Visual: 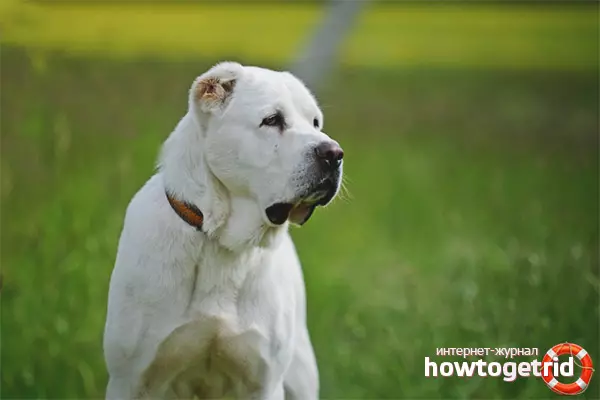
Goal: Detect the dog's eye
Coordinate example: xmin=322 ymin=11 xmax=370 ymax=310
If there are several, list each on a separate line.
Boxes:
xmin=313 ymin=118 xmax=319 ymax=128
xmin=260 ymin=112 xmax=285 ymax=129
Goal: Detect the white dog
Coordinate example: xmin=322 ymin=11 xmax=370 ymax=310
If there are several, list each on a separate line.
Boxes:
xmin=103 ymin=62 xmax=344 ymax=400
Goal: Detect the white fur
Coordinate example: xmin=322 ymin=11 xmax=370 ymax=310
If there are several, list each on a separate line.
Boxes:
xmin=103 ymin=63 xmax=342 ymax=399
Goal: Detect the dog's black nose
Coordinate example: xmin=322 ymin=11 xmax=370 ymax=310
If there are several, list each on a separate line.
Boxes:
xmin=315 ymin=141 xmax=344 ymax=170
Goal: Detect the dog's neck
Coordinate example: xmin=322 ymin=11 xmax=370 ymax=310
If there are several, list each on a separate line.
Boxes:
xmin=158 ymin=112 xmax=287 ymax=253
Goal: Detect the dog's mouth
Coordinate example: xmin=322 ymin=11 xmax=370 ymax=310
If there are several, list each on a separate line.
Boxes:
xmin=265 ymin=180 xmax=337 ymax=226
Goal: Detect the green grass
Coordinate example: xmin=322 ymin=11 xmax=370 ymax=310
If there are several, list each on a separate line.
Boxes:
xmin=1 ymin=3 xmax=599 ymax=399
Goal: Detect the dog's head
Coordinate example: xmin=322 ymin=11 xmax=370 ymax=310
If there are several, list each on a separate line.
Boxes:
xmin=189 ymin=62 xmax=343 ymax=227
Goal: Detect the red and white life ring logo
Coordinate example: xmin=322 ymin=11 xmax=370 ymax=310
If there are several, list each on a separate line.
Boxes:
xmin=541 ymin=343 xmax=594 ymax=395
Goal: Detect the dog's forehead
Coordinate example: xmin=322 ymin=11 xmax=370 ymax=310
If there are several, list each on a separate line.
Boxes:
xmin=241 ymin=67 xmax=322 ymax=118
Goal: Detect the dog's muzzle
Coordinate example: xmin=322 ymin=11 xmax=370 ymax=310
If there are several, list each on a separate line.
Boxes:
xmin=266 ymin=142 xmax=343 ymax=226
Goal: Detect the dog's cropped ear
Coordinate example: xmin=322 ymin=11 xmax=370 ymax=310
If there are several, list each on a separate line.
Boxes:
xmin=190 ymin=62 xmax=243 ymax=114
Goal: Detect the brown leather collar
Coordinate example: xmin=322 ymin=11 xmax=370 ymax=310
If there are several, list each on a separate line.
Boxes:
xmin=166 ymin=192 xmax=204 ymax=231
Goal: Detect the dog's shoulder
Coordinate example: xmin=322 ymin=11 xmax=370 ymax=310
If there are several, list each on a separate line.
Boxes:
xmin=112 ymin=173 xmax=204 ymax=294
xmin=119 ymin=174 xmax=198 ymax=248
xmin=123 ymin=174 xmax=172 ymax=236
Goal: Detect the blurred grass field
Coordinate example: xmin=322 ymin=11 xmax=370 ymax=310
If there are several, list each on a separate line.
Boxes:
xmin=1 ymin=2 xmax=598 ymax=69
xmin=1 ymin=2 xmax=599 ymax=399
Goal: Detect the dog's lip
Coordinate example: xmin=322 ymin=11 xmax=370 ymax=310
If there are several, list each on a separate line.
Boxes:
xmin=265 ymin=203 xmax=294 ymax=225
xmin=265 ymin=180 xmax=336 ymax=226
xmin=265 ymin=201 xmax=318 ymax=226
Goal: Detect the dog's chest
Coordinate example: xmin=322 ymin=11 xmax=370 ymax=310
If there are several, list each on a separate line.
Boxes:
xmin=164 ymin=248 xmax=295 ymax=397
xmin=188 ymin=248 xmax=277 ymax=319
